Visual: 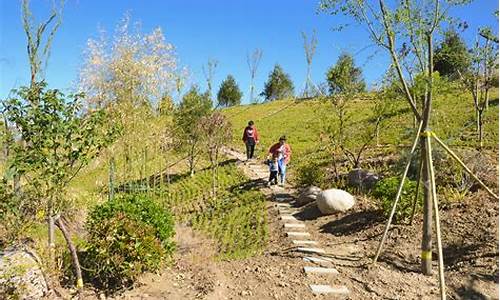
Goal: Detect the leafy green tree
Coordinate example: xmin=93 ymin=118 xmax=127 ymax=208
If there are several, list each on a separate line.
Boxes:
xmin=217 ymin=75 xmax=242 ymax=107
xmin=3 ymin=81 xmax=117 ymax=289
xmin=434 ymin=30 xmax=471 ymax=80
xmin=174 ymin=86 xmax=212 ymax=176
xmin=326 ymin=53 xmax=365 ymax=95
xmin=261 ymin=64 xmax=295 ymax=101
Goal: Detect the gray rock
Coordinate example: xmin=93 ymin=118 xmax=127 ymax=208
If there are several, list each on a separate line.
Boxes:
xmin=316 ymin=189 xmax=355 ymax=214
xmin=348 ymin=169 xmax=380 ymax=190
xmin=0 ymin=247 xmax=48 ymax=299
xmin=296 ymin=186 xmax=322 ymax=206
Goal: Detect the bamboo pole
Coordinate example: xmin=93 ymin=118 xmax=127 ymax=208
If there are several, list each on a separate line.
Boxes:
xmin=425 ymin=134 xmax=446 ymax=300
xmin=432 ymin=134 xmax=498 ymax=200
xmin=373 ymin=121 xmax=423 ymax=264
xmin=409 ymin=157 xmax=424 ymax=225
xmin=108 ymin=157 xmax=115 ymax=201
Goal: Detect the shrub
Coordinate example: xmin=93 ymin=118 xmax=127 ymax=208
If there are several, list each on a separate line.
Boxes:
xmin=83 ymin=194 xmax=175 ymax=290
xmin=295 ymin=160 xmax=326 ymax=188
xmin=373 ymin=177 xmax=421 ymax=223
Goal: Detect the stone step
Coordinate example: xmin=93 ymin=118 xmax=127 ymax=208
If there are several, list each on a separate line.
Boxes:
xmin=303 ymin=266 xmax=339 ymax=275
xmin=280 ymin=215 xmax=297 ymax=221
xmin=309 ymin=285 xmax=349 ymax=295
xmin=286 ymin=232 xmax=310 ymax=237
xmin=283 ymin=223 xmax=306 ymax=228
xmin=293 ymin=240 xmax=318 ymax=245
xmin=303 ymin=256 xmax=332 ymax=263
xmin=295 ymin=247 xmax=326 ymax=254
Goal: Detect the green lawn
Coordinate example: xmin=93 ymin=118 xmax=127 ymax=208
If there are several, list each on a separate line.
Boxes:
xmin=223 ymin=88 xmax=499 ymax=185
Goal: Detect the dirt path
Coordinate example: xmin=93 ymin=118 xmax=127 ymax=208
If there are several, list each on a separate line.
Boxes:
xmin=103 ymin=148 xmax=340 ymax=300
xmin=83 ymin=147 xmax=497 ymax=300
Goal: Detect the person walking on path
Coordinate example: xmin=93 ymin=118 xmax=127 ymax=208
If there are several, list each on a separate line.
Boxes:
xmin=267 ymin=153 xmax=280 ymax=187
xmin=268 ymin=135 xmax=291 ymax=187
xmin=242 ymin=120 xmax=260 ymax=160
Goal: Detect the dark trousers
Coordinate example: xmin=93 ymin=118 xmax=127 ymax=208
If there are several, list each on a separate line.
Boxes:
xmin=245 ymin=142 xmax=255 ymax=159
xmin=269 ymin=171 xmax=278 ymax=184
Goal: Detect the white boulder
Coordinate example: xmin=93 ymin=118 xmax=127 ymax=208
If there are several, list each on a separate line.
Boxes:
xmin=296 ymin=186 xmax=322 ymax=206
xmin=316 ymin=189 xmax=355 ymax=214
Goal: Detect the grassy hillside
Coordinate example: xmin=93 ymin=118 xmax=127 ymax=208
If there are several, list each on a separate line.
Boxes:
xmin=223 ymin=88 xmax=499 ymax=186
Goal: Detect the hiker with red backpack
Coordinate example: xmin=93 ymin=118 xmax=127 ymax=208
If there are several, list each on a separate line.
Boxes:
xmin=242 ymin=120 xmax=260 ymax=160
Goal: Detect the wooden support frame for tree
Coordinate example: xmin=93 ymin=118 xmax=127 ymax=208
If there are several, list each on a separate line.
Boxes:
xmin=409 ymin=157 xmax=424 ymax=225
xmin=373 ymin=130 xmax=498 ymax=300
xmin=373 ymin=121 xmax=422 ymax=264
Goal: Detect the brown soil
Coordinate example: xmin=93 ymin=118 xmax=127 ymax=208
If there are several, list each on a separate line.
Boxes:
xmin=60 ymin=148 xmax=498 ymax=299
xmin=294 ymin=190 xmax=498 ymax=299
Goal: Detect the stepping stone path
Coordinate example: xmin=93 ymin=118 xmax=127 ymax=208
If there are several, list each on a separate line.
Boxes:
xmin=223 ymin=147 xmax=350 ymax=297
xmin=283 ymin=223 xmax=306 ymax=228
xmin=293 ymin=240 xmax=318 ymax=245
xmin=286 ymin=232 xmax=310 ymax=237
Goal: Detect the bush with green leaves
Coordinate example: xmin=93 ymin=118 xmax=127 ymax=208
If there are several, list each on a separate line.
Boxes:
xmin=373 ymin=177 xmax=421 ymax=223
xmin=83 ymin=193 xmax=175 ymax=289
xmin=295 ymin=160 xmax=327 ymax=188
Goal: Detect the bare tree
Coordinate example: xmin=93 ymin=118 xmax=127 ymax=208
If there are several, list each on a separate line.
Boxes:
xmin=198 ymin=112 xmax=232 ymax=199
xmin=461 ymin=29 xmax=498 ymax=148
xmin=22 ymin=0 xmax=63 ymax=89
xmin=246 ymin=48 xmax=263 ymax=103
xmin=301 ymin=30 xmax=320 ymax=98
xmin=202 ymin=58 xmax=218 ymax=101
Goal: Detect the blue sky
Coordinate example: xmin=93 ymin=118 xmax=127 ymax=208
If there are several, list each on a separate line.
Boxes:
xmin=1 ymin=0 xmax=498 ymax=102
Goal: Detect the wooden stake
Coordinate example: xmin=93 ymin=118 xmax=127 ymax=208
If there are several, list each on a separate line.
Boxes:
xmin=409 ymin=157 xmax=424 ymax=225
xmin=373 ymin=121 xmax=422 ymax=264
xmin=432 ymin=134 xmax=498 ymax=200
xmin=425 ymin=134 xmax=446 ymax=300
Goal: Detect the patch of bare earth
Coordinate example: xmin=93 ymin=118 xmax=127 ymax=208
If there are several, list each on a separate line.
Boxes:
xmin=294 ymin=190 xmax=498 ymax=299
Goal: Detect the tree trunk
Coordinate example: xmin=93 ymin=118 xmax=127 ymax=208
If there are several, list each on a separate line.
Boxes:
xmin=55 ymin=217 xmax=83 ymax=290
xmin=420 ymin=139 xmax=433 ymax=275
xmin=47 ymin=199 xmax=55 ymax=264
xmin=376 ymin=122 xmax=380 ymax=146
xmin=212 ymin=166 xmax=217 ymax=200
xmin=476 ymin=109 xmax=480 ymax=135
xmin=420 ymin=33 xmax=434 ymax=276
xmin=479 ymin=111 xmax=484 ymax=149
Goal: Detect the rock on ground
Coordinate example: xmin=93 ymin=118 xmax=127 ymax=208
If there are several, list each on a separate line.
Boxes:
xmin=0 ymin=247 xmax=48 ymax=299
xmin=347 ymin=169 xmax=380 ymax=190
xmin=296 ymin=186 xmax=322 ymax=206
xmin=316 ymin=189 xmax=355 ymax=214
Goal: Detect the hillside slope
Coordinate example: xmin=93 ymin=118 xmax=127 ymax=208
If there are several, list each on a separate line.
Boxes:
xmin=223 ymin=90 xmax=498 ymax=186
